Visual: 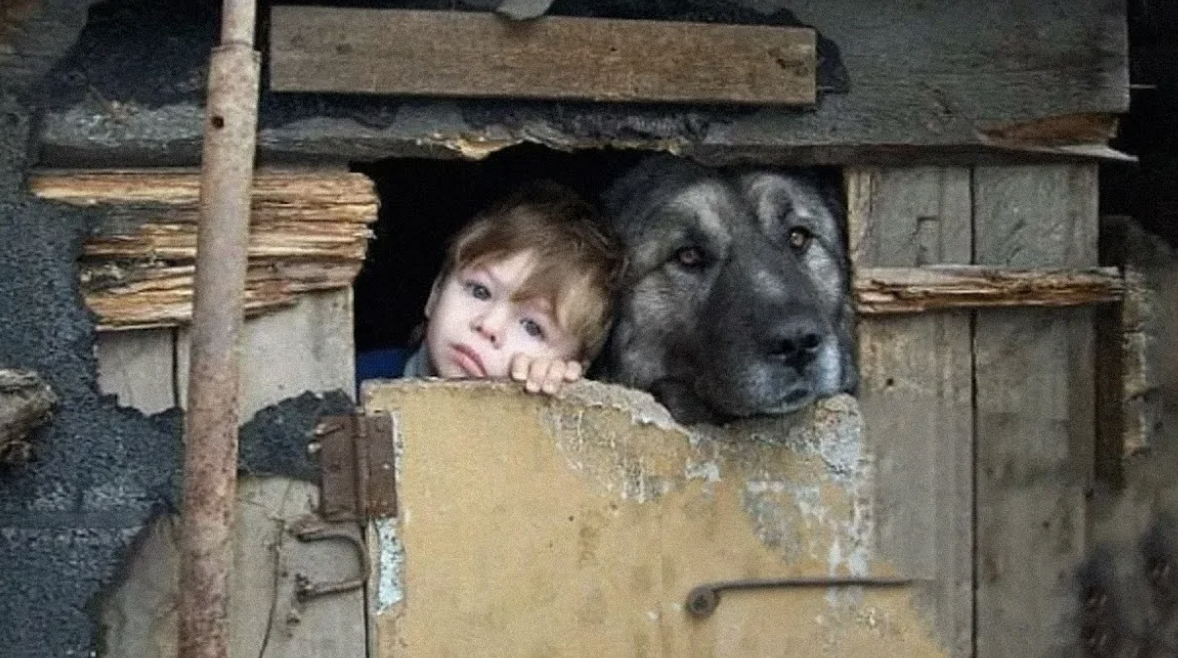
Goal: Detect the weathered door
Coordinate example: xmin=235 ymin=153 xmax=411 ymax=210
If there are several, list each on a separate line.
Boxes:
xmin=361 ymin=378 xmax=948 ymax=657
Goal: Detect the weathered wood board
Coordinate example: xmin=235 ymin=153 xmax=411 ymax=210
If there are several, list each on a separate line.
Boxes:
xmin=29 ymin=168 xmax=378 ymax=330
xmin=269 ymin=7 xmax=817 ymax=106
xmin=972 ymin=164 xmax=1098 ymax=658
xmin=99 ymin=477 xmax=367 ymax=658
xmin=363 ymin=379 xmax=950 ymax=657
xmin=846 ymin=167 xmax=975 ymax=657
xmin=854 ymin=265 xmax=1122 ymax=314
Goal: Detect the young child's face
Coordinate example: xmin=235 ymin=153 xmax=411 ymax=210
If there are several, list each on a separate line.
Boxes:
xmin=424 ymin=250 xmax=581 ymax=379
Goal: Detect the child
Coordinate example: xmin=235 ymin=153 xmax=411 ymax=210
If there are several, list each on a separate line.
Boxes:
xmin=401 ymin=181 xmax=624 ymax=395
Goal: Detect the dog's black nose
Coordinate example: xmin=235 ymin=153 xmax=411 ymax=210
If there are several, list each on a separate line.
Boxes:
xmin=769 ymin=318 xmax=824 ymax=367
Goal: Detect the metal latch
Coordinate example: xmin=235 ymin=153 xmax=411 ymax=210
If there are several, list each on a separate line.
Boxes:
xmin=312 ymin=413 xmax=398 ymax=521
xmin=290 ymin=515 xmax=370 ymax=600
xmin=686 ymin=575 xmax=914 ymax=618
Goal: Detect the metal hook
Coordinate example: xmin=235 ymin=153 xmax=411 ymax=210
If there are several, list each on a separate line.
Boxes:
xmin=289 ymin=514 xmax=369 ymax=600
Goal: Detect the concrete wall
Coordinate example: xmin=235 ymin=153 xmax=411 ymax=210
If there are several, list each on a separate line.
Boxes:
xmin=0 ymin=87 xmax=177 ymax=656
xmin=0 ymin=87 xmax=352 ymax=657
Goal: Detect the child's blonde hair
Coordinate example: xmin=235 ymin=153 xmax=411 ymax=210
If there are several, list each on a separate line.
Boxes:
xmin=440 ymin=181 xmax=624 ymax=361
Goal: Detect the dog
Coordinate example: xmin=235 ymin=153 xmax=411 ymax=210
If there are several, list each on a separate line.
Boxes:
xmin=594 ymin=154 xmax=856 ymax=425
xmin=1075 ymin=518 xmax=1178 ymax=657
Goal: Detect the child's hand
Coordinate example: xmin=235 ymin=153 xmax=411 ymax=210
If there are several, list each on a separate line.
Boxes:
xmin=509 ymin=354 xmax=584 ymax=395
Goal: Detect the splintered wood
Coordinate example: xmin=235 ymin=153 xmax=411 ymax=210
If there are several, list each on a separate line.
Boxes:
xmin=0 ymin=368 xmax=57 ymax=465
xmin=30 ymin=169 xmax=378 ymax=330
xmin=854 ymin=265 xmax=1124 ymax=314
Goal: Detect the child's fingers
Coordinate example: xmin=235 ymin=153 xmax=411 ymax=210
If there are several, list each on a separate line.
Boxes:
xmin=510 ymin=354 xmax=531 ymax=383
xmin=540 ymin=360 xmax=565 ymax=395
xmin=525 ymin=358 xmax=547 ymax=393
xmin=562 ymin=361 xmax=583 ymax=382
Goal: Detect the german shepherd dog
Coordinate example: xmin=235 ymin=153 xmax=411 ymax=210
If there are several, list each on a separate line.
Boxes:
xmin=595 ymin=155 xmax=856 ymax=425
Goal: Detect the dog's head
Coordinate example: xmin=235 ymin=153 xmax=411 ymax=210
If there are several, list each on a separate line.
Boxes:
xmin=596 ymin=155 xmax=856 ymax=425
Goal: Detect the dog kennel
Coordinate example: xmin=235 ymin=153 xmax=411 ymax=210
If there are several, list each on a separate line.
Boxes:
xmin=0 ymin=0 xmax=1151 ymax=656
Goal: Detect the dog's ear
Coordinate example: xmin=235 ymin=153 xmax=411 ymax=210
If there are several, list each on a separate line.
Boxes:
xmin=600 ymin=154 xmax=705 ymax=225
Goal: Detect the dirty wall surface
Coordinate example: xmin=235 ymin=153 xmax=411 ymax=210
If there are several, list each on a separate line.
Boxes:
xmin=0 ymin=88 xmax=352 ymax=657
xmin=0 ymin=89 xmax=174 ymax=657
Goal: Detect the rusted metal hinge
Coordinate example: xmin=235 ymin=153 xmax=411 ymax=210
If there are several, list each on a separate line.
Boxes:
xmin=313 ymin=413 xmax=397 ymax=521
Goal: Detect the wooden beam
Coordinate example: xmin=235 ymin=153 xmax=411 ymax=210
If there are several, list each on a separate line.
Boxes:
xmin=854 ymin=265 xmax=1123 ymax=314
xmin=268 ymin=7 xmax=816 ymax=106
xmin=29 ymin=168 xmax=378 ymax=330
xmin=847 ymin=167 xmax=974 ymax=657
xmin=973 ymin=164 xmax=1097 ymax=658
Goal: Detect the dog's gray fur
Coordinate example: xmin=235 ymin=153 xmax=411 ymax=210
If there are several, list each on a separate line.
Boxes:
xmin=595 ymin=155 xmax=856 ymax=425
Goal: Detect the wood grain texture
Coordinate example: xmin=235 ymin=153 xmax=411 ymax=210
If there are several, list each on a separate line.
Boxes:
xmin=84 ymin=261 xmax=357 ymax=331
xmin=854 ymin=265 xmax=1123 ymax=314
xmin=29 ymin=168 xmax=377 ymax=330
xmin=972 ymin=164 xmax=1098 ymax=658
xmin=269 ymin=7 xmax=816 ymax=105
xmin=846 ymin=167 xmax=974 ymax=656
xmin=98 ymin=477 xmax=367 ymax=658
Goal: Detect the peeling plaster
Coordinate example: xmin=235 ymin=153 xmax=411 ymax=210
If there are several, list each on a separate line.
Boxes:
xmin=434 ymin=133 xmax=526 ymax=160
xmin=375 ymin=518 xmax=406 ymax=612
xmin=361 ymin=380 xmax=952 ymax=656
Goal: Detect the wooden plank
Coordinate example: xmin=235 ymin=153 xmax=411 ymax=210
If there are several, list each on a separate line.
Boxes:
xmin=177 ymin=290 xmax=354 ymax=422
xmin=269 ymin=7 xmax=817 ymax=106
xmin=238 ymin=479 xmax=368 ymax=658
xmin=29 ymin=168 xmax=378 ymax=331
xmin=854 ymin=265 xmax=1123 ymax=314
xmin=29 ymin=168 xmax=377 ymax=218
xmin=972 ymin=164 xmax=1098 ymax=658
xmin=30 ymin=168 xmax=376 ymax=262
xmin=98 ymin=477 xmax=367 ymax=658
xmin=846 ymin=167 xmax=974 ymax=657
xmin=85 ymin=261 xmax=358 ymax=331
xmin=95 ymin=328 xmax=176 ymax=414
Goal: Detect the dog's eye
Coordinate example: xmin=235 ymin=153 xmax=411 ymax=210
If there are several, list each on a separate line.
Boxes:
xmin=674 ymin=246 xmax=707 ymax=269
xmin=788 ymin=226 xmax=813 ymax=252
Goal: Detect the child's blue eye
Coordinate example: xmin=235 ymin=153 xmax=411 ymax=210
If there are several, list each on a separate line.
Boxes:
xmin=465 ymin=282 xmax=491 ymax=300
xmin=521 ymin=318 xmax=544 ymax=339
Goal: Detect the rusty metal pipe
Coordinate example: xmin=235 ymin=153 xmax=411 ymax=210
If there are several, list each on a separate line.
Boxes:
xmin=219 ymin=0 xmax=255 ymax=46
xmin=177 ymin=0 xmax=259 ymax=656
